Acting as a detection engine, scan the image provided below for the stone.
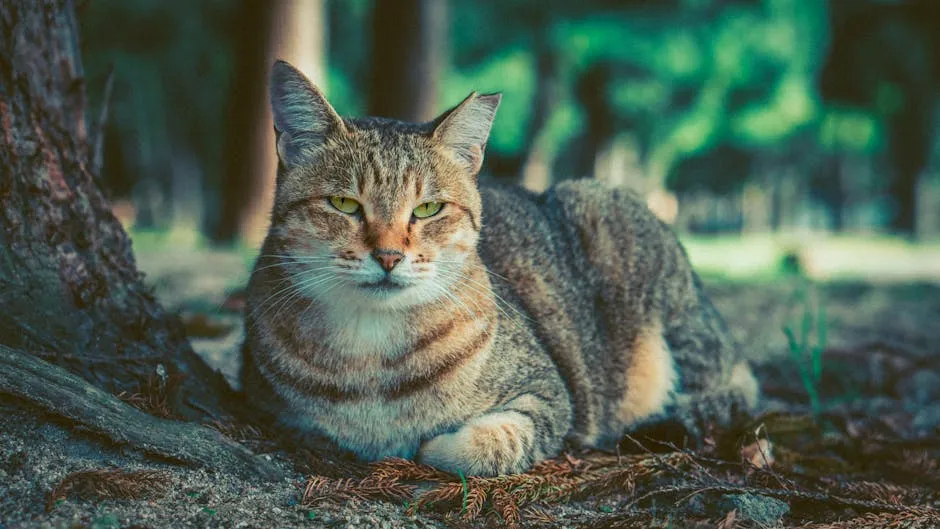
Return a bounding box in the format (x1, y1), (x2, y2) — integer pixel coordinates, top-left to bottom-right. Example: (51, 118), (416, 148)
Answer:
(717, 493), (789, 526)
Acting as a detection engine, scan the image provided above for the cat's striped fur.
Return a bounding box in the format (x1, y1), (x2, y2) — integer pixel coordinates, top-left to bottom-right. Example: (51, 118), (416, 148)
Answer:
(240, 61), (759, 476)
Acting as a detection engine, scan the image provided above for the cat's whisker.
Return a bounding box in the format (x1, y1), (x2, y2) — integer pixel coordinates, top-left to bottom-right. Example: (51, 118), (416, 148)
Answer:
(252, 284), (304, 322)
(251, 280), (303, 318)
(258, 254), (337, 261)
(441, 273), (501, 328)
(253, 270), (338, 321)
(295, 277), (348, 323)
(426, 278), (480, 325)
(263, 277), (335, 323)
(434, 274), (514, 332)
(435, 269), (531, 329)
(250, 265), (339, 313)
(452, 286), (522, 335)
(262, 283), (312, 322)
(455, 272), (531, 322)
(253, 261), (339, 273)
(431, 259), (515, 284)
(434, 289), (483, 330)
(267, 272), (344, 318)
(431, 274), (499, 340)
(469, 263), (515, 285)
(252, 268), (338, 318)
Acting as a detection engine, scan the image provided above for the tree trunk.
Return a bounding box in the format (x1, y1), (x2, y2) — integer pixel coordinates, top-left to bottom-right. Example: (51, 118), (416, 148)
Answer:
(887, 167), (920, 236)
(0, 0), (228, 421)
(886, 102), (929, 236)
(815, 154), (846, 233)
(519, 31), (560, 192)
(213, 0), (327, 246)
(210, 0), (275, 244)
(369, 0), (447, 122)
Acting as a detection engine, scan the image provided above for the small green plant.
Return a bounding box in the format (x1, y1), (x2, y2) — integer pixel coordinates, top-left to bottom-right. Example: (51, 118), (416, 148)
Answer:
(458, 469), (469, 515)
(783, 281), (827, 417)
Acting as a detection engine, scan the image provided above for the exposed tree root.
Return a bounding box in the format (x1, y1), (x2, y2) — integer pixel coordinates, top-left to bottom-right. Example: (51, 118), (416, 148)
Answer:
(0, 345), (283, 480)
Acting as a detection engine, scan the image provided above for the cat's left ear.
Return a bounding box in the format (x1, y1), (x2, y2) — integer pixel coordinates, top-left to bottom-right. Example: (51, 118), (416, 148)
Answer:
(270, 60), (346, 168)
(431, 92), (501, 176)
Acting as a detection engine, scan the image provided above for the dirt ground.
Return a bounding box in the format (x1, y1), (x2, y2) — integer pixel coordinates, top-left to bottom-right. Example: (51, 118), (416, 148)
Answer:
(1, 248), (938, 528)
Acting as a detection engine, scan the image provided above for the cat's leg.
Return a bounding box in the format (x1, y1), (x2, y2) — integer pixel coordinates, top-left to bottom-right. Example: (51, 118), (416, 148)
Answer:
(418, 393), (569, 476)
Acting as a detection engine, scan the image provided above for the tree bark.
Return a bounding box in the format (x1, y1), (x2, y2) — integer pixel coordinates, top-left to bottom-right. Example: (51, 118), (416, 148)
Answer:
(0, 346), (280, 480)
(0, 0), (228, 420)
(369, 0), (447, 122)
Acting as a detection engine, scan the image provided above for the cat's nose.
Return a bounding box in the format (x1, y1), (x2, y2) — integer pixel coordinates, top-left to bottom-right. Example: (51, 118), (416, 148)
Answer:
(371, 249), (403, 273)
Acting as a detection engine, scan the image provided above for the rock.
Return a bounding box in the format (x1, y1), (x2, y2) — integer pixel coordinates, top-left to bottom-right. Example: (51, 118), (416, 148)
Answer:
(717, 494), (789, 526)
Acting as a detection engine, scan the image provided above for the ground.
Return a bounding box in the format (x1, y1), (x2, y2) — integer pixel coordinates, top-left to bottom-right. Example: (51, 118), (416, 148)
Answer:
(1, 242), (938, 528)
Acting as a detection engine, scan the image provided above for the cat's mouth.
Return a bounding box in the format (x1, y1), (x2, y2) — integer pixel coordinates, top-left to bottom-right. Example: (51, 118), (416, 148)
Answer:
(358, 277), (411, 293)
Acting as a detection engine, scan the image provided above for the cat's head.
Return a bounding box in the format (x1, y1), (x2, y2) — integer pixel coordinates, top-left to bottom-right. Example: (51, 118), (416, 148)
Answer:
(262, 60), (500, 310)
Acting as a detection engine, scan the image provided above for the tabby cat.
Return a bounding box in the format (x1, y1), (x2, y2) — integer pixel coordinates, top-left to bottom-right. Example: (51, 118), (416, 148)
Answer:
(240, 60), (759, 476)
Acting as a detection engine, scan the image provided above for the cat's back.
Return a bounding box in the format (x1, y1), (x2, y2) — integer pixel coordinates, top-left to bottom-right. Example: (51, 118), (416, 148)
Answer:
(477, 179), (740, 444)
(477, 179), (688, 309)
(477, 179), (690, 358)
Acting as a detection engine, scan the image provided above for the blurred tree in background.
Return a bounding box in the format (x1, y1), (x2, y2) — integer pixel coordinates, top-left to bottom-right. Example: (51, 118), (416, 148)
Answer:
(369, 0), (447, 122)
(80, 0), (237, 235)
(820, 0), (940, 235)
(78, 0), (940, 243)
(217, 0), (327, 245)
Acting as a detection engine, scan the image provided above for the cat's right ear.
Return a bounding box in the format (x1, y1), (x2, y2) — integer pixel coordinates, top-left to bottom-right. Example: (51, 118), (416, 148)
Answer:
(270, 60), (345, 168)
(431, 92), (501, 177)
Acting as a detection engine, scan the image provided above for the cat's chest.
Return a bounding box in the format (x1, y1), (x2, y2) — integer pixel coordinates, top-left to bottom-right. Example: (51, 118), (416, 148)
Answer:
(321, 306), (410, 357)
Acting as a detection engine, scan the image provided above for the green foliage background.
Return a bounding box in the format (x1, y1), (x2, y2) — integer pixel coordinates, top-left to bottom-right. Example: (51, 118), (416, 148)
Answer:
(78, 0), (937, 231)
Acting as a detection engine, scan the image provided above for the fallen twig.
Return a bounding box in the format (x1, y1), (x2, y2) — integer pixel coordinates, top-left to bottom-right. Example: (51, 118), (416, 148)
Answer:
(47, 468), (169, 510)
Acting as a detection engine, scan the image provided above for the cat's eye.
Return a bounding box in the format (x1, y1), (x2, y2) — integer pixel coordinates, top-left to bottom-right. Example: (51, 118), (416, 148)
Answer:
(329, 196), (361, 215)
(413, 201), (444, 219)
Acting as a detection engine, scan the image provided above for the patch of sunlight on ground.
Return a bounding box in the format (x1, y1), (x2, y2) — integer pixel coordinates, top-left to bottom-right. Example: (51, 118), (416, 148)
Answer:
(682, 233), (940, 284)
(128, 226), (256, 304)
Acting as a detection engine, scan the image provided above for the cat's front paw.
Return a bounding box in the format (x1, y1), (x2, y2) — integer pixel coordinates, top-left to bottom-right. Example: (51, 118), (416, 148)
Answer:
(418, 411), (535, 477)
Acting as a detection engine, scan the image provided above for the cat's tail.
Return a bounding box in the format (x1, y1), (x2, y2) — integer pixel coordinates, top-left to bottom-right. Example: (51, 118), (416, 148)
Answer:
(668, 361), (760, 443)
(623, 361), (761, 451)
